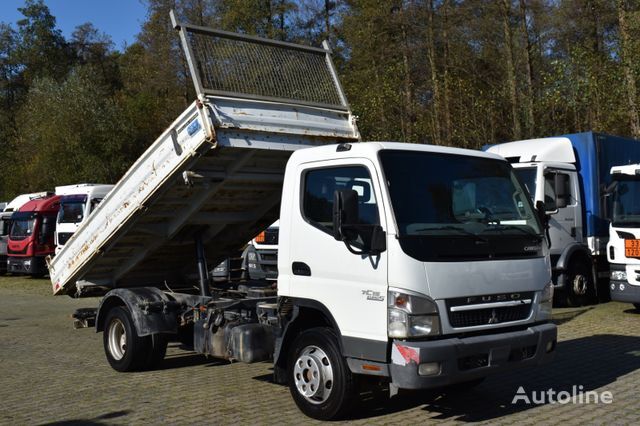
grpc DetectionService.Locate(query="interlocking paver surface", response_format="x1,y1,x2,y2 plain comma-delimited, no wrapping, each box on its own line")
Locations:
1,276,639,425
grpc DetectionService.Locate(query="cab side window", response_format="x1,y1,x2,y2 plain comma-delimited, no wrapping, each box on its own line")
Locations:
543,174,557,210
303,166,379,235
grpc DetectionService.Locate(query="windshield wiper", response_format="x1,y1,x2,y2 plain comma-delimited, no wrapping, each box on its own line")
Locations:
482,225,541,238
412,226,488,242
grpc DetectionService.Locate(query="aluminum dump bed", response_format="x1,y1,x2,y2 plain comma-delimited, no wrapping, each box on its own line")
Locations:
49,14,359,296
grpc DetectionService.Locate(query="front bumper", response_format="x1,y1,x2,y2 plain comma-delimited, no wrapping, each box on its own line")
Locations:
389,323,557,389
7,256,47,276
610,280,640,303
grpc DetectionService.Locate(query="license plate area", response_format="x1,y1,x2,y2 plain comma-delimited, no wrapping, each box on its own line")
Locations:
625,239,640,258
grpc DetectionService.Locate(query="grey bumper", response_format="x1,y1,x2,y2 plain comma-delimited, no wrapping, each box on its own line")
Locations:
7,256,47,276
610,280,640,303
389,323,557,389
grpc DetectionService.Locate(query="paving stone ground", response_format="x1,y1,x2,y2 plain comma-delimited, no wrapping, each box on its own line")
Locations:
0,275,639,425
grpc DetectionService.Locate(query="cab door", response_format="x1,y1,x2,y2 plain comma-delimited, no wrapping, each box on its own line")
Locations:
543,168,581,254
287,158,389,353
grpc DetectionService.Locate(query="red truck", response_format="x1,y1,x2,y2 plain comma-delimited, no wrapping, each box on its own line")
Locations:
7,195,60,277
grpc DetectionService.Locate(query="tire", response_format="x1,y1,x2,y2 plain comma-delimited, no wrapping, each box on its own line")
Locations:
564,260,593,307
103,306,166,372
633,303,640,311
288,327,355,420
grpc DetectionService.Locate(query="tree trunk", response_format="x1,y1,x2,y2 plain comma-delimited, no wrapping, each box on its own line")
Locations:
442,0,451,144
518,0,535,137
400,5,413,142
617,0,640,138
500,0,521,140
426,0,441,144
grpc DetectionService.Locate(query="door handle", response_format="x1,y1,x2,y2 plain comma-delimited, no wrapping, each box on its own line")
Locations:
292,262,311,276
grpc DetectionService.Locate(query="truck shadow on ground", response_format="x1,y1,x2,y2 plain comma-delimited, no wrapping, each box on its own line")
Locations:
551,306,594,326
39,410,130,426
349,334,640,421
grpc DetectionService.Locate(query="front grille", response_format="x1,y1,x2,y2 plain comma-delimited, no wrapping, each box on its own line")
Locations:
259,252,278,263
448,304,532,328
57,232,73,246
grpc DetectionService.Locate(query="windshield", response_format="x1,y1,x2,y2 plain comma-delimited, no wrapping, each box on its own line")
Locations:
612,177,640,227
514,167,537,201
10,212,36,240
380,151,541,237
58,195,87,224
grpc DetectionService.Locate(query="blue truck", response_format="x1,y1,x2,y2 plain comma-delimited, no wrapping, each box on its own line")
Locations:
487,132,640,306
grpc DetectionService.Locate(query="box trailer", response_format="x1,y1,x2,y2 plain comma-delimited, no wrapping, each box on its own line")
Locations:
50,14,556,420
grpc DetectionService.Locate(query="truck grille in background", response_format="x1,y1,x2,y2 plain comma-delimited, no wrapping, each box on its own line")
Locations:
446,292,534,328
57,232,73,246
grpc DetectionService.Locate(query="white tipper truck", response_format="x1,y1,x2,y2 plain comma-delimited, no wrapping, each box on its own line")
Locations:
54,184,114,254
607,164,640,309
48,14,557,420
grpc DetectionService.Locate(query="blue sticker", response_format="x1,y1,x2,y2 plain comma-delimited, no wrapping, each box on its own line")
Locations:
187,119,201,136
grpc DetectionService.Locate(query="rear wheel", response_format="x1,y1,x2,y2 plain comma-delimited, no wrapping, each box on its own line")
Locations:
288,327,355,420
103,306,166,371
564,260,593,307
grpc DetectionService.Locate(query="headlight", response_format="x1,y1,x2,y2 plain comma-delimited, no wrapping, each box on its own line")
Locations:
610,270,627,281
388,291,440,338
541,281,554,303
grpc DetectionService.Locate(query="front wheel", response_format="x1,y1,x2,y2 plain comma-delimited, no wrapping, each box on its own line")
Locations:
564,261,593,307
103,306,167,372
288,327,355,420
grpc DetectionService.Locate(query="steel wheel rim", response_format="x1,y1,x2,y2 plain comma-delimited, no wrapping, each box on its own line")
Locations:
108,318,127,360
293,345,334,404
573,274,587,295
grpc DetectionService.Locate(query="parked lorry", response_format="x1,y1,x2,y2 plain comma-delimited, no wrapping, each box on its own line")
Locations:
607,164,640,309
0,192,48,274
49,16,557,420
8,194,60,276
211,221,279,284
486,133,640,306
54,184,114,254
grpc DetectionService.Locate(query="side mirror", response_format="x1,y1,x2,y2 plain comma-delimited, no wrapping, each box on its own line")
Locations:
554,174,569,209
332,189,359,242
332,189,386,255
535,201,549,229
39,216,53,245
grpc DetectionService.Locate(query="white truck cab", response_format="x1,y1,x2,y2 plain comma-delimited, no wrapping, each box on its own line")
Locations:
54,184,114,254
487,133,640,306
607,164,640,309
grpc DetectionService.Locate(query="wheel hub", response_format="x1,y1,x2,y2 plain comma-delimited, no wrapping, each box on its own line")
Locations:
108,318,127,360
293,345,333,404
572,274,588,296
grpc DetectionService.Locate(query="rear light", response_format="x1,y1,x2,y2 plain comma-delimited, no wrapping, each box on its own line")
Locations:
254,231,266,243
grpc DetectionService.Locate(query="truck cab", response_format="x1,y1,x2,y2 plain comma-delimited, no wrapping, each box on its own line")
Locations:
54,184,114,254
0,192,48,274
487,133,640,306
607,164,640,309
8,195,60,276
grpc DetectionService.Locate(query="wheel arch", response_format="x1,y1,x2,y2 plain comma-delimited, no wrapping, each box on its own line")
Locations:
96,287,178,336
